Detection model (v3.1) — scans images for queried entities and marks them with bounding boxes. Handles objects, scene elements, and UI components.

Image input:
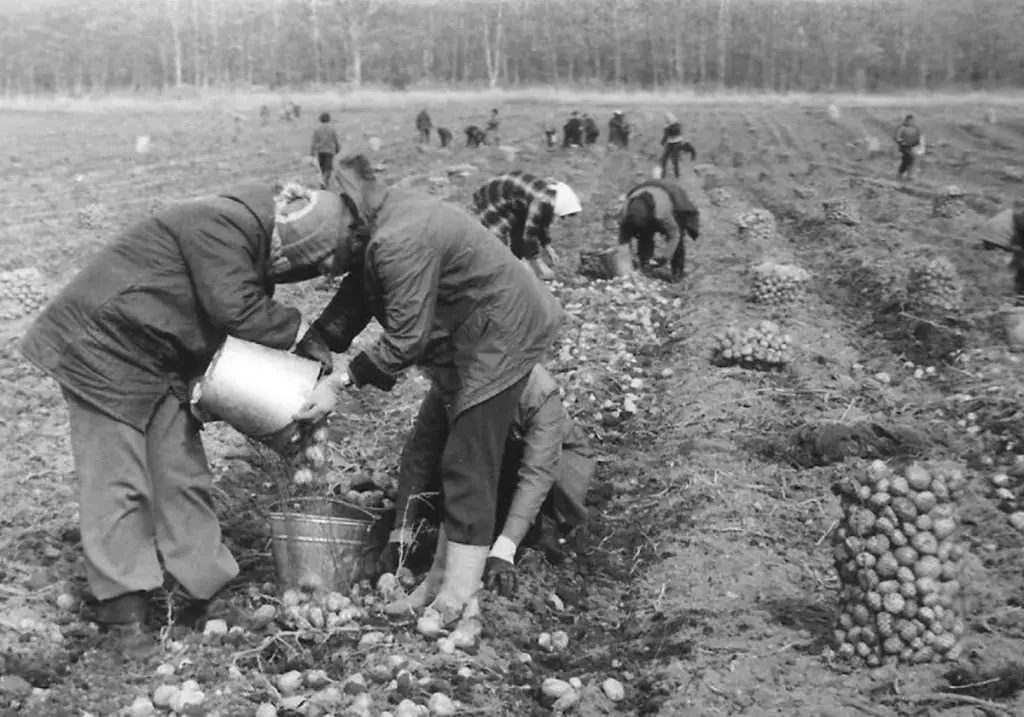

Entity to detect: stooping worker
[582,113,600,145]
[894,114,923,181]
[660,112,695,179]
[291,154,564,625]
[977,201,1024,304]
[563,112,584,148]
[415,108,433,144]
[618,178,701,282]
[470,170,583,281]
[608,110,629,148]
[379,363,596,613]
[18,181,352,656]
[311,112,341,189]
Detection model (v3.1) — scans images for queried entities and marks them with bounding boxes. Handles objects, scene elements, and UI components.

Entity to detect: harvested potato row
[712,320,793,370]
[822,198,861,226]
[0,267,51,322]
[906,256,964,313]
[932,185,967,219]
[736,209,777,242]
[750,261,811,305]
[830,460,968,668]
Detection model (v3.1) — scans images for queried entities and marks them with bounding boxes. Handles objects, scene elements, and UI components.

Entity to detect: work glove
[293,325,334,376]
[482,557,517,598]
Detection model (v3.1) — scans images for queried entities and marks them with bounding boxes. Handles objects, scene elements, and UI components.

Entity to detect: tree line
[2,0,1023,96]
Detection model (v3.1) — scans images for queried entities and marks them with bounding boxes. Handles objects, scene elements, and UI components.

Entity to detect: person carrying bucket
[377,363,596,610]
[469,170,582,281]
[19,181,352,656]
[618,178,701,282]
[290,154,564,626]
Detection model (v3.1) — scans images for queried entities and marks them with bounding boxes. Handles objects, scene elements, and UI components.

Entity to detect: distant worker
[437,127,453,149]
[660,112,695,179]
[608,111,629,148]
[582,113,600,145]
[415,109,433,144]
[894,114,923,182]
[465,125,487,148]
[311,112,341,189]
[618,178,701,282]
[563,112,583,148]
[977,202,1024,305]
[543,125,557,149]
[486,108,501,145]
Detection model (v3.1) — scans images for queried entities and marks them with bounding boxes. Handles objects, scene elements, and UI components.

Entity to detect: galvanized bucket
[267,498,394,593]
[600,245,634,278]
[192,336,323,452]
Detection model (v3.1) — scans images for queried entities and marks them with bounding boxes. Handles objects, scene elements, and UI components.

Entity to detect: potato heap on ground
[288,424,393,507]
[830,460,968,667]
[706,187,732,208]
[426,176,451,198]
[736,209,777,242]
[76,203,108,230]
[906,255,964,313]
[712,320,793,370]
[0,268,50,322]
[932,185,967,219]
[750,261,811,306]
[822,198,861,226]
[548,275,679,431]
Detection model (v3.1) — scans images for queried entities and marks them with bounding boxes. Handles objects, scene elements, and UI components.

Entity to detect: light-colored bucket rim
[267,496,390,522]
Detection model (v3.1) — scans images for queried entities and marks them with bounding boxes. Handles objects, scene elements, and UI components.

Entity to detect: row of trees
[2,0,1024,95]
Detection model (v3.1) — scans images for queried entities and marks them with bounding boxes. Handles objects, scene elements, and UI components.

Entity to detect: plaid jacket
[471,171,556,261]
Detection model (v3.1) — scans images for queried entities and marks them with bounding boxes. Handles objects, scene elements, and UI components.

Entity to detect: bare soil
[1,100,1023,717]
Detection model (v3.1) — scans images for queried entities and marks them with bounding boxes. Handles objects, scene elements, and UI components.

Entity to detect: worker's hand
[293,326,334,376]
[525,257,555,282]
[541,245,561,267]
[482,557,517,598]
[293,373,351,423]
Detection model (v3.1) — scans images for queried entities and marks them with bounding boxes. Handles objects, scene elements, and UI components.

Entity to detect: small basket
[267,498,393,592]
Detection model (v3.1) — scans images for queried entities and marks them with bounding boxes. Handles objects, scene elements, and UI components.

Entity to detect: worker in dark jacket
[619,178,701,281]
[470,170,582,281]
[380,364,595,612]
[437,127,453,149]
[894,114,923,181]
[978,202,1024,304]
[608,111,629,148]
[415,109,433,144]
[19,182,347,655]
[311,112,341,188]
[486,108,501,145]
[563,112,584,148]
[465,125,486,148]
[291,155,564,625]
[582,113,600,145]
[660,112,696,178]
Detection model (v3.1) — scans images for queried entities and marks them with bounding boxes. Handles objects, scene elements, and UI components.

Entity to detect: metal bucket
[601,245,634,278]
[192,336,323,451]
[1003,307,1024,351]
[267,498,393,593]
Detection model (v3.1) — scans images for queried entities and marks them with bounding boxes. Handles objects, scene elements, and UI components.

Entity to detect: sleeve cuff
[389,528,413,545]
[348,351,397,391]
[489,535,518,563]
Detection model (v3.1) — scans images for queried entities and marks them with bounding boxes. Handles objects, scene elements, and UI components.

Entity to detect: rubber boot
[385,526,448,616]
[427,541,491,626]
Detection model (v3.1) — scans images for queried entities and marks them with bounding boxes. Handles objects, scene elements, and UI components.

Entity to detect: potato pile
[76,203,108,230]
[906,256,964,313]
[822,198,861,226]
[736,209,777,242]
[426,176,450,198]
[712,320,793,370]
[932,185,967,219]
[0,268,50,322]
[750,261,811,305]
[831,460,968,667]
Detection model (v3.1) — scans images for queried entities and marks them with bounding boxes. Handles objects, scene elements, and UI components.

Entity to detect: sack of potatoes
[712,320,793,371]
[906,255,964,313]
[750,262,811,305]
[736,209,777,242]
[830,459,968,668]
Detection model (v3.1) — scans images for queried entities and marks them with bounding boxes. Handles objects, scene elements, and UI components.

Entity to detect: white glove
[489,535,518,565]
[290,319,311,352]
[389,527,414,545]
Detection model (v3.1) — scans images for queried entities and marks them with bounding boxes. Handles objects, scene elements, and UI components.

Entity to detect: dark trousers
[898,147,916,178]
[661,144,682,178]
[317,152,334,188]
[418,128,431,144]
[434,374,531,545]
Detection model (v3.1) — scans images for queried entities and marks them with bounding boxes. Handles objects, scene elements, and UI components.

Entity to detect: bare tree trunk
[209,0,220,85]
[716,0,729,88]
[612,0,622,86]
[482,0,505,89]
[191,0,202,86]
[166,0,183,87]
[310,0,323,84]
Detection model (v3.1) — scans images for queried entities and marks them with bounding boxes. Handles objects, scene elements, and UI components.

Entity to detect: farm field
[2,94,1024,717]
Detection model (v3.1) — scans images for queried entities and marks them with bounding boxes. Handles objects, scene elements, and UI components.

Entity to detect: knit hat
[269,182,344,277]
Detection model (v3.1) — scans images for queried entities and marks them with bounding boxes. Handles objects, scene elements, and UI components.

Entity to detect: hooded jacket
[619,179,701,245]
[19,184,303,431]
[392,364,593,544]
[314,159,565,420]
